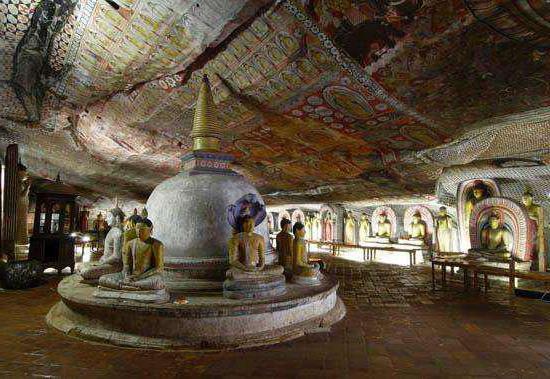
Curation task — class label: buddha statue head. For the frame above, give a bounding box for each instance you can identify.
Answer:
[488,213,500,230]
[412,211,422,224]
[280,218,292,233]
[136,219,153,241]
[522,190,534,207]
[472,181,487,200]
[293,221,306,239]
[107,206,125,227]
[438,206,447,217]
[379,212,387,223]
[241,215,255,234]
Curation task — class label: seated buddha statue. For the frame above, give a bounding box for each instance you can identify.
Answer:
[409,212,426,240]
[376,213,392,238]
[223,215,285,299]
[95,219,169,303]
[276,218,294,273]
[292,222,321,284]
[477,214,511,259]
[80,206,125,284]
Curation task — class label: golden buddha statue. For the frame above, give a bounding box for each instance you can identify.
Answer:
[98,219,167,299]
[522,190,546,270]
[224,215,285,299]
[292,222,320,282]
[123,208,143,245]
[479,213,511,258]
[464,181,489,228]
[409,212,426,240]
[226,215,284,279]
[435,206,454,252]
[276,218,293,272]
[376,212,392,238]
[80,206,125,283]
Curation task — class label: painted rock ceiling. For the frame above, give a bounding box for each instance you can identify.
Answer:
[0,0,549,205]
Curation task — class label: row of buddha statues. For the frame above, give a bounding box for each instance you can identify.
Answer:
[79,207,169,303]
[224,194,321,299]
[78,194,323,303]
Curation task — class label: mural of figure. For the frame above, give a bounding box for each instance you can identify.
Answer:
[322,212,334,242]
[435,206,454,253]
[522,190,546,270]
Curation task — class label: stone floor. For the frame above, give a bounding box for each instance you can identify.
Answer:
[1,255,550,378]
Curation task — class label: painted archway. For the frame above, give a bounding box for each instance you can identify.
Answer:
[371,206,397,237]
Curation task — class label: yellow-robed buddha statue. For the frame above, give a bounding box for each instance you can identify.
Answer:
[376,212,392,238]
[435,206,454,253]
[464,181,489,229]
[292,222,321,284]
[409,212,427,240]
[96,219,169,303]
[522,190,546,270]
[479,213,511,258]
[224,215,285,299]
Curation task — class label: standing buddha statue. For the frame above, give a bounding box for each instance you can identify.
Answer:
[15,162,31,246]
[522,190,546,270]
[435,206,454,253]
[464,181,489,228]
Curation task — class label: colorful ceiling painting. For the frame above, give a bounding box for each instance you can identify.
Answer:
[0,0,549,205]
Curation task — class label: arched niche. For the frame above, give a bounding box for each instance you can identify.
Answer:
[469,197,535,262]
[291,209,305,224]
[404,205,434,242]
[372,206,397,238]
[457,179,500,250]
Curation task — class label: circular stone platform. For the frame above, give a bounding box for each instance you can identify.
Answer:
[47,275,346,350]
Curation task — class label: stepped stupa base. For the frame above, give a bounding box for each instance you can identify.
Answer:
[47,274,345,350]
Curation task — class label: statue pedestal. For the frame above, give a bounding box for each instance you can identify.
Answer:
[47,274,345,350]
[94,286,170,304]
[223,274,286,300]
[397,238,425,246]
[292,272,323,285]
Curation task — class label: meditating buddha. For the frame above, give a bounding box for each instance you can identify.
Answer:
[409,212,426,240]
[96,219,168,303]
[80,205,125,283]
[292,222,321,284]
[435,206,454,252]
[480,213,511,258]
[226,215,284,279]
[276,218,294,272]
[224,215,285,299]
[376,212,392,238]
[522,190,545,269]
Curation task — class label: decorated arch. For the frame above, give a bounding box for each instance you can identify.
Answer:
[372,206,397,237]
[457,179,500,250]
[291,209,305,224]
[469,197,535,262]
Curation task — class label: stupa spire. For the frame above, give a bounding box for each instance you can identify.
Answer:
[191,74,222,152]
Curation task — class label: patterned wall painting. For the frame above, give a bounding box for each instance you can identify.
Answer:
[0,0,548,205]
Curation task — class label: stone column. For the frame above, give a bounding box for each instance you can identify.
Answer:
[2,144,19,260]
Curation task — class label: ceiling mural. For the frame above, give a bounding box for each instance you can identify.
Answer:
[0,0,549,205]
